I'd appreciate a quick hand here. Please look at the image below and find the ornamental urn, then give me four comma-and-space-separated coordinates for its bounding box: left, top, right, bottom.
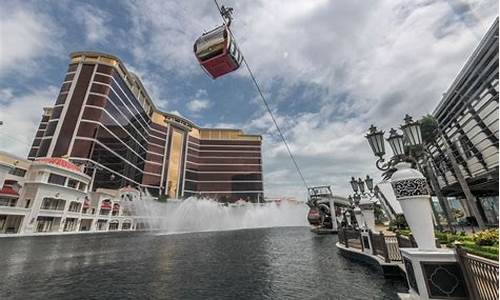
391, 162, 435, 250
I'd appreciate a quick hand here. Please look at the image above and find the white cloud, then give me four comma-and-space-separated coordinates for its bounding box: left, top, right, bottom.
0, 0, 497, 201
187, 99, 210, 112
186, 89, 211, 113
74, 5, 110, 43
0, 2, 62, 78
0, 86, 59, 157
123, 0, 496, 199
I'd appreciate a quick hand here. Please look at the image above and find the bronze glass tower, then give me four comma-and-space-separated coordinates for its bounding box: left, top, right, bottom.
29, 52, 263, 201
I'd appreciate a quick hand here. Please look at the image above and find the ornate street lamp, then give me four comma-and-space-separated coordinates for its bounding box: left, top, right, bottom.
401, 114, 422, 147
348, 175, 378, 231
357, 178, 365, 194
365, 175, 373, 192
350, 177, 359, 193
365, 114, 423, 172
364, 114, 437, 250
365, 125, 385, 158
387, 128, 405, 157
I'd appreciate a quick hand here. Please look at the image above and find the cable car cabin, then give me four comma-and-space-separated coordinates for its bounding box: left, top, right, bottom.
194, 25, 243, 79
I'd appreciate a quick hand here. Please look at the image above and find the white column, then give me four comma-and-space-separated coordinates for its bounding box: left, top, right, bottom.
329, 198, 338, 231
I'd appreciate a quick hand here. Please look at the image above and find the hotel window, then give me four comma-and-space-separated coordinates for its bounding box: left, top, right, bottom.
41, 197, 66, 210
9, 168, 27, 177
68, 201, 81, 212
67, 178, 79, 189
78, 182, 87, 192
48, 174, 66, 186
0, 197, 17, 207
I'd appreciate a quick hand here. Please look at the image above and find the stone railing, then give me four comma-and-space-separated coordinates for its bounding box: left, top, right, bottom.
339, 229, 434, 264
456, 245, 499, 300
338, 228, 363, 250
339, 227, 499, 300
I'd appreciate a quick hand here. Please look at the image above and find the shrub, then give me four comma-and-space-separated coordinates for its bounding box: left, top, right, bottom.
472, 229, 499, 246
388, 214, 408, 231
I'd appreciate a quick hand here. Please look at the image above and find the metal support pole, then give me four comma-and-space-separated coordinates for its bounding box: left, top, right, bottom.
444, 143, 486, 229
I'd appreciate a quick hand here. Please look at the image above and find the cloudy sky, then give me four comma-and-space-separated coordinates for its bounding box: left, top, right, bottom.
0, 0, 497, 199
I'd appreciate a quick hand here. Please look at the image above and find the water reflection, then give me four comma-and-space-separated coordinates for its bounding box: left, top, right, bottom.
0, 228, 406, 299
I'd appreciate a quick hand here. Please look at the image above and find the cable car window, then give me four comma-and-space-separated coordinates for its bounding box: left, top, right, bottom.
195, 26, 226, 55
229, 41, 235, 55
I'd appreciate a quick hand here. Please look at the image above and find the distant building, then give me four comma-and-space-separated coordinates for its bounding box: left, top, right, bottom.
0, 152, 141, 235
426, 18, 499, 225
28, 51, 263, 202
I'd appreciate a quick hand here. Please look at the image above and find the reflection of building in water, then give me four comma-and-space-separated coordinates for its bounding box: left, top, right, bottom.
0, 151, 140, 236
27, 51, 263, 202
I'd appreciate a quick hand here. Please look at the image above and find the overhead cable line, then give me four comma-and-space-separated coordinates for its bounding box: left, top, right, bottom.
213, 0, 309, 190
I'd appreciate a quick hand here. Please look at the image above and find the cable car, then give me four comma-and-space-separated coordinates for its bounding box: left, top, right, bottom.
194, 25, 243, 79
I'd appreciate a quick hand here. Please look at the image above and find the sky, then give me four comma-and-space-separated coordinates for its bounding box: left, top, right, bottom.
0, 0, 497, 200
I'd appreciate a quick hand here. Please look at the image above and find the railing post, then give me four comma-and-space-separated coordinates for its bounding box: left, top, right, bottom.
368, 230, 374, 255
454, 244, 479, 300
359, 230, 364, 252
380, 231, 390, 263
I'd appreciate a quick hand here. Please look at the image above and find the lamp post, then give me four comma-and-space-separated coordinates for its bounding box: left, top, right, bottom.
349, 175, 377, 231
365, 114, 437, 250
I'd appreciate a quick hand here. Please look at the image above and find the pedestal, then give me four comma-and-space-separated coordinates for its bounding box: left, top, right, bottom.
360, 229, 372, 254
400, 248, 469, 300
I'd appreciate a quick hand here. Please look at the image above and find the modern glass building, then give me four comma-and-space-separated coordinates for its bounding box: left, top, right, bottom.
426, 18, 498, 225
28, 51, 263, 201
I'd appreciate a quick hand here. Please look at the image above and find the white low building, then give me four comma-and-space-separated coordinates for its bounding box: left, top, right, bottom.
0, 151, 141, 236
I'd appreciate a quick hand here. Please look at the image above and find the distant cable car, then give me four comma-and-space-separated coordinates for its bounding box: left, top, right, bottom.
193, 6, 243, 79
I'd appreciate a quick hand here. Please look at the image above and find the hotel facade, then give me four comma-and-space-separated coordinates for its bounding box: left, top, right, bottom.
425, 18, 499, 225
28, 51, 264, 202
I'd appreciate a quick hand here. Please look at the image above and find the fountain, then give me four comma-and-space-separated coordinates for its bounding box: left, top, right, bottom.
127, 196, 309, 234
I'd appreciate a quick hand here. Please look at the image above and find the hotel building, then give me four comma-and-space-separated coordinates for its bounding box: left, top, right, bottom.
28, 51, 263, 202
0, 151, 142, 234
426, 18, 498, 225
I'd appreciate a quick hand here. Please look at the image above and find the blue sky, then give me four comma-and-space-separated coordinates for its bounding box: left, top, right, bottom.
0, 0, 497, 199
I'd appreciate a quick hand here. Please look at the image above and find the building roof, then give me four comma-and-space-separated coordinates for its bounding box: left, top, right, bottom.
35, 157, 83, 173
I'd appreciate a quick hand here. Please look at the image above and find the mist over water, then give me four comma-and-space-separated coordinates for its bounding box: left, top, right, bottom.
132, 197, 309, 234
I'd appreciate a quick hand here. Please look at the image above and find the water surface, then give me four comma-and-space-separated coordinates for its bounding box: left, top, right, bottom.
0, 227, 406, 299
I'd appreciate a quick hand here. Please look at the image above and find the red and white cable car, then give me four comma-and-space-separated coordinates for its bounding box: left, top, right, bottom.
193, 6, 242, 79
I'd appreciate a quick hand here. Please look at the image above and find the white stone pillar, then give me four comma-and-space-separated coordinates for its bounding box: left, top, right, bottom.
329, 198, 338, 231
345, 211, 352, 227
391, 162, 436, 250
359, 198, 376, 231
353, 206, 364, 229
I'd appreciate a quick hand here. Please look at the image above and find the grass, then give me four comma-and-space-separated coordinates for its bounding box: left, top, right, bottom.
396, 229, 499, 261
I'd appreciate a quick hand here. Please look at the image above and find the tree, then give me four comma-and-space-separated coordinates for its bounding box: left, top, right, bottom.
420, 114, 439, 145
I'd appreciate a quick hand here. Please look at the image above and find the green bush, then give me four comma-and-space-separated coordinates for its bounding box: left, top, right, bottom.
461, 241, 499, 261
472, 229, 499, 246
388, 214, 408, 231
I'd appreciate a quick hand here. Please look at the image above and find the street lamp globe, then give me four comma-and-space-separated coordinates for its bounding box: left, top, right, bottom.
386, 128, 405, 157
350, 177, 359, 193
365, 175, 374, 191
357, 178, 365, 194
401, 114, 423, 147
365, 125, 385, 158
